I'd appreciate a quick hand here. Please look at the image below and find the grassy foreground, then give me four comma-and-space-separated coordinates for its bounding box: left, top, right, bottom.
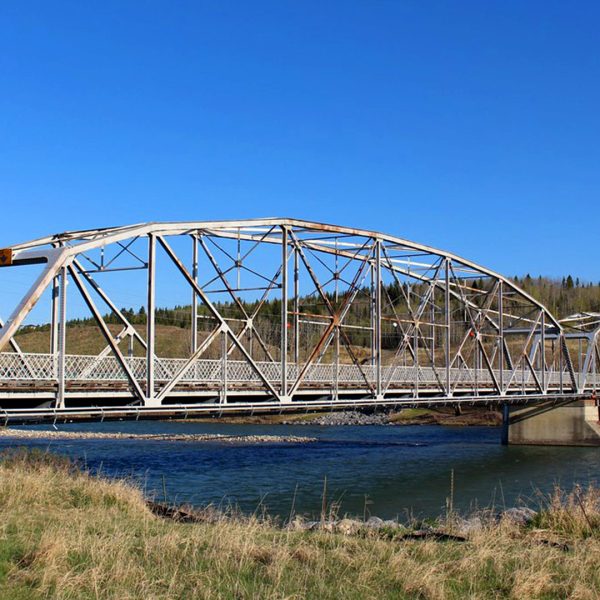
0, 451, 598, 599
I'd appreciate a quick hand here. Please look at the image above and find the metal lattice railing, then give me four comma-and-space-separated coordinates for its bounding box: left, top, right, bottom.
0, 352, 594, 390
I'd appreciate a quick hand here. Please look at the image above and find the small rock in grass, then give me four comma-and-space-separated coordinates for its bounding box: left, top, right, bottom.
382, 519, 401, 530
286, 517, 307, 531
454, 516, 484, 535
500, 507, 537, 525
366, 516, 384, 529
336, 518, 363, 535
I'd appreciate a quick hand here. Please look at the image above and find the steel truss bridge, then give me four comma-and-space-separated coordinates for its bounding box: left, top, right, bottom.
0, 218, 597, 422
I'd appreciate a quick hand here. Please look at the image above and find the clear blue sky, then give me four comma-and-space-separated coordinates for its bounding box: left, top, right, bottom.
1, 1, 599, 280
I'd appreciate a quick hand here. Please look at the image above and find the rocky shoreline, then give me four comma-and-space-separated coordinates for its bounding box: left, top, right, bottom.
283, 410, 391, 426
0, 428, 316, 445
206, 407, 502, 426
147, 497, 542, 540
286, 506, 540, 537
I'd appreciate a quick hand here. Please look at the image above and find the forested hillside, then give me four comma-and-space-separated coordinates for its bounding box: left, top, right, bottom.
513, 274, 600, 317
16, 274, 600, 338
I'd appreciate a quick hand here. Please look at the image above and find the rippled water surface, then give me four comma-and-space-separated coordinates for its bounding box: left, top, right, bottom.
2, 420, 599, 520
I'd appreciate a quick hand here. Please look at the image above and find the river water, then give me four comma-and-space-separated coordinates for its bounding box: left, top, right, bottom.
2, 421, 599, 520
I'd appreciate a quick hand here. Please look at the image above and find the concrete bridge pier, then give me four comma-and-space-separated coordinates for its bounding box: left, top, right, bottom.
502, 398, 600, 446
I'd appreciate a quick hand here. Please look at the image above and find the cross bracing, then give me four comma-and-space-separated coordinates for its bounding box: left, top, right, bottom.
0, 218, 595, 420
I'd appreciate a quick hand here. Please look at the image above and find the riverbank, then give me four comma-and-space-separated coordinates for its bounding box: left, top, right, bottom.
0, 450, 597, 599
0, 427, 316, 444
186, 406, 503, 427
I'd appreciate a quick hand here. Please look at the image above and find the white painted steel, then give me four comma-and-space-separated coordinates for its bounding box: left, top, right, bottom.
0, 352, 594, 388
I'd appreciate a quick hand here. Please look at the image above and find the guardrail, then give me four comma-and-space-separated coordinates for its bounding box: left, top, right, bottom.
0, 352, 594, 389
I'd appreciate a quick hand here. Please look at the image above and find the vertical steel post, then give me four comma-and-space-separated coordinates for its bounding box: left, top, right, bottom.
540, 311, 546, 393
593, 337, 598, 393
431, 288, 435, 366
334, 238, 339, 400
375, 239, 382, 397
50, 242, 62, 362
281, 227, 288, 399
237, 232, 241, 290
293, 246, 299, 365
445, 258, 451, 397
56, 266, 67, 409
559, 334, 564, 394
414, 323, 419, 397
191, 235, 198, 353
498, 281, 504, 394
146, 234, 156, 404
578, 338, 582, 390
50, 276, 59, 357
334, 327, 339, 400
370, 263, 376, 369
221, 330, 228, 403
475, 329, 479, 397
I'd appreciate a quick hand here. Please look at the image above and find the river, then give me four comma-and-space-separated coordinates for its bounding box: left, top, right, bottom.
2, 421, 598, 520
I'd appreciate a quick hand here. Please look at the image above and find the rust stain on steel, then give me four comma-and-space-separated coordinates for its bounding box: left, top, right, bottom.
0, 248, 12, 267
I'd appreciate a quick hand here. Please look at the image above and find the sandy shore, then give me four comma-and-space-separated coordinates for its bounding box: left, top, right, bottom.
0, 428, 317, 444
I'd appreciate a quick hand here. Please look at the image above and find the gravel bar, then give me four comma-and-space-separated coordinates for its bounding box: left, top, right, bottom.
0, 428, 317, 444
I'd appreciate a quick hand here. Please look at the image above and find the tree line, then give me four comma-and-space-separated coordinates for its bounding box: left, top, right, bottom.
513, 274, 600, 317
16, 274, 600, 339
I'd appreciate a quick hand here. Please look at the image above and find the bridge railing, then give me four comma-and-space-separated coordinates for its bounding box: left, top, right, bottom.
0, 352, 594, 391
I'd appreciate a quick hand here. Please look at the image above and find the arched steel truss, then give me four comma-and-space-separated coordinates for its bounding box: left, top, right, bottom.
0, 218, 592, 416
559, 313, 600, 393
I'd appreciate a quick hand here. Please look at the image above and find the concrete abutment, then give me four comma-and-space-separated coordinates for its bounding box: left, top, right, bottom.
502, 397, 600, 446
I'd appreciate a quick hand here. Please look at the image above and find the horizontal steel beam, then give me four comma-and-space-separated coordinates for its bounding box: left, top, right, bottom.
0, 393, 590, 425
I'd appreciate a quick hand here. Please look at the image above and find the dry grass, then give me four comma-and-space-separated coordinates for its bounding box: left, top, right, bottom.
388, 407, 502, 426
0, 449, 598, 599
15, 324, 193, 358
14, 323, 413, 362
